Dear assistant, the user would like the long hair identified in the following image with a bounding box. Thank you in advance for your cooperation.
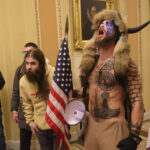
[19,42,39,77]
[25,48,50,100]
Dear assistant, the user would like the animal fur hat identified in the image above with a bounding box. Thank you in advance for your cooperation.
[80,9,130,86]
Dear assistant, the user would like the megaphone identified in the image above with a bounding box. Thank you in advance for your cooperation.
[64,99,86,125]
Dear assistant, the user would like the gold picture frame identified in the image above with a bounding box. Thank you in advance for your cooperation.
[73,0,116,50]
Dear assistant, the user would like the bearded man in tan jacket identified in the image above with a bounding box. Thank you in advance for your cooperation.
[20,48,55,150]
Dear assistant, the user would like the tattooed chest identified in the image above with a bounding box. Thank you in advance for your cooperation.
[93,91,120,119]
[93,58,116,90]
[90,59,120,119]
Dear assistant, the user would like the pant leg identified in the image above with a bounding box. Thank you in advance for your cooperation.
[0,103,6,150]
[84,115,129,150]
[84,115,99,150]
[20,128,32,150]
[36,129,55,150]
[98,119,129,150]
[55,125,71,150]
[52,131,57,150]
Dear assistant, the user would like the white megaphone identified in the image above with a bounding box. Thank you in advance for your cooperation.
[64,99,86,125]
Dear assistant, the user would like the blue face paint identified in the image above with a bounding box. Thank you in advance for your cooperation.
[101,20,114,36]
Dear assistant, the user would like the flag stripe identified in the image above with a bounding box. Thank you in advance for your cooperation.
[50,86,66,110]
[45,112,68,138]
[47,97,65,125]
[46,106,64,133]
[52,79,67,103]
[49,91,64,117]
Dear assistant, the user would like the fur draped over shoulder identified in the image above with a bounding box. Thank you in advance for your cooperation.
[80,9,130,86]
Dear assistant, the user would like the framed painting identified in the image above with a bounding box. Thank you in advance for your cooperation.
[72,0,116,50]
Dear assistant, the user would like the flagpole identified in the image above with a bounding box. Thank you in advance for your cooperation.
[65,16,68,42]
[46,14,72,150]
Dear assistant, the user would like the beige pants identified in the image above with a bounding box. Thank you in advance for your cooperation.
[84,115,129,150]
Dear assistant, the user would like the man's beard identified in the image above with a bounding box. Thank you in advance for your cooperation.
[25,69,43,83]
[95,34,115,48]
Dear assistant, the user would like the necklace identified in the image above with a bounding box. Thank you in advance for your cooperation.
[96,57,112,72]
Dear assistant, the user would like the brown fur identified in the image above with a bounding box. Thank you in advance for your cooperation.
[80,9,130,86]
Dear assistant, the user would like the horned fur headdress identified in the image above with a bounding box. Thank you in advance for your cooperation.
[80,9,150,86]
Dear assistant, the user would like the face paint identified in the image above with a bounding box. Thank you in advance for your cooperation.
[101,20,114,36]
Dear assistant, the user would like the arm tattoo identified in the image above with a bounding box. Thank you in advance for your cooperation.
[127,59,143,135]
[127,60,142,107]
[130,122,142,135]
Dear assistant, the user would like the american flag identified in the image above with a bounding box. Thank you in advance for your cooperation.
[146,128,150,150]
[46,36,73,150]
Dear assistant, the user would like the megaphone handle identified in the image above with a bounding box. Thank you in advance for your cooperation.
[80,122,82,129]
[82,85,88,97]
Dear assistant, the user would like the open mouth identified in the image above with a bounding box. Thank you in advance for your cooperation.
[98,28,104,37]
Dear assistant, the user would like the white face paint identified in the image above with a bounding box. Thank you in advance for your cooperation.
[100,20,114,36]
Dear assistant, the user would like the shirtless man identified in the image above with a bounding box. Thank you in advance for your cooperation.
[78,9,144,150]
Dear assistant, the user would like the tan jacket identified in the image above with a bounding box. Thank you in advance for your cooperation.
[20,64,54,130]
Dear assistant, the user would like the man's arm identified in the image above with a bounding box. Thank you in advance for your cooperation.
[127,59,144,136]
[20,82,38,135]
[11,66,21,112]
[117,59,143,150]
[20,79,34,127]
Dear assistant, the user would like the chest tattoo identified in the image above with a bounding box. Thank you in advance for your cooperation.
[98,71,115,91]
[94,92,120,119]
[98,59,115,91]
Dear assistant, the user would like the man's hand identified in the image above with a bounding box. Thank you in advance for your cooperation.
[30,124,39,136]
[117,133,142,150]
[12,111,18,123]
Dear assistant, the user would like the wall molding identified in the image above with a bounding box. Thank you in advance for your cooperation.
[35,0,42,48]
[55,0,63,47]
[137,0,142,75]
[137,0,150,111]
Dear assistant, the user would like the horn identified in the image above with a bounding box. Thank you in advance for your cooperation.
[128,20,150,34]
